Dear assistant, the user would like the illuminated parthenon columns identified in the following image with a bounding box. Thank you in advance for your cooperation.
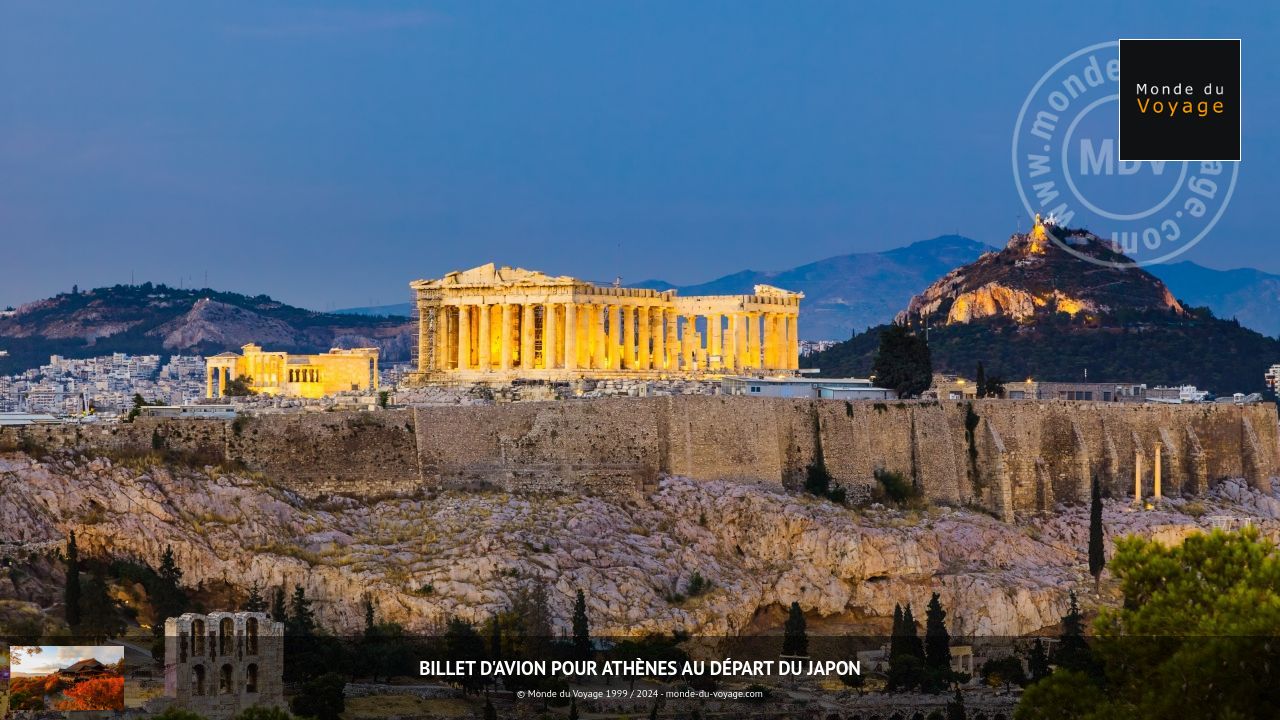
[408,263,802,383]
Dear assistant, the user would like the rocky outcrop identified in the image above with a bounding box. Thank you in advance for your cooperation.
[3,451,1277,640]
[896,222,1183,326]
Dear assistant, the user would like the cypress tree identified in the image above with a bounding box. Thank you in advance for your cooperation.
[243,581,267,613]
[65,530,81,629]
[271,586,287,621]
[975,362,987,398]
[1089,477,1105,591]
[483,696,497,720]
[489,614,503,661]
[289,585,316,636]
[782,601,808,657]
[568,697,579,720]
[571,589,592,661]
[363,595,376,635]
[902,603,924,660]
[923,593,952,692]
[889,603,904,660]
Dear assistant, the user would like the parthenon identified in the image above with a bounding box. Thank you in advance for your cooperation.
[407,263,802,383]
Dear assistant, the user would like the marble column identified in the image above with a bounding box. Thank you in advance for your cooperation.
[206,367,214,398]
[762,313,776,369]
[592,304,608,369]
[783,312,793,368]
[564,303,578,370]
[746,312,760,369]
[477,304,492,370]
[622,306,636,369]
[457,304,472,370]
[708,314,722,370]
[652,308,665,370]
[637,306,650,370]
[436,308,451,371]
[417,301,431,372]
[724,314,739,372]
[521,304,536,369]
[666,310,680,370]
[680,315,695,371]
[499,304,514,370]
[543,304,558,369]
[607,304,622,370]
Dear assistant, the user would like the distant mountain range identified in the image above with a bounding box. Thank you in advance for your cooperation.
[806,224,1280,394]
[0,284,413,375]
[336,237,1280,341]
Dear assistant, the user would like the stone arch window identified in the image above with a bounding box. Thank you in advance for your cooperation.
[246,617,259,655]
[219,617,234,655]
[245,663,258,693]
[219,663,234,694]
[192,619,206,656]
[192,665,206,696]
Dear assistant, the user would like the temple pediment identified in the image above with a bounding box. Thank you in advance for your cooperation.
[418,263,579,289]
[754,284,805,299]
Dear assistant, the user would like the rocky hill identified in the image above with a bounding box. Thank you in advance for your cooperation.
[4,450,1277,640]
[896,222,1183,326]
[0,284,414,374]
[807,222,1280,394]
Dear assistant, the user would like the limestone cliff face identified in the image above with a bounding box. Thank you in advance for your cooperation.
[3,451,1277,640]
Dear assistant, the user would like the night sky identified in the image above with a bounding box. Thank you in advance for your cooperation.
[2,1,1276,310]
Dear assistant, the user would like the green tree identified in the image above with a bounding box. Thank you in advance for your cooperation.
[1088,478,1105,591]
[271,585,287,621]
[571,589,592,661]
[224,375,256,396]
[444,618,487,695]
[871,324,933,398]
[483,696,497,720]
[1052,592,1094,677]
[288,585,316,636]
[1018,529,1280,719]
[781,601,807,657]
[945,687,965,720]
[568,697,579,720]
[151,708,210,720]
[65,530,81,629]
[243,581,267,613]
[980,655,1027,691]
[923,593,952,692]
[232,707,293,720]
[888,602,925,692]
[151,545,188,631]
[81,568,125,641]
[1026,639,1051,683]
[290,672,345,720]
[975,361,986,398]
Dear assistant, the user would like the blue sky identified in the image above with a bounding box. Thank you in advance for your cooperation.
[2,1,1277,310]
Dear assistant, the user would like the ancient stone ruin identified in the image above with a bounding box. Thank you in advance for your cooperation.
[162,611,284,719]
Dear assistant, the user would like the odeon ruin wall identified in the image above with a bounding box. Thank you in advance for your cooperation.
[4,398,1277,520]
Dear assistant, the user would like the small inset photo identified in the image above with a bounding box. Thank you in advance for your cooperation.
[8,645,125,712]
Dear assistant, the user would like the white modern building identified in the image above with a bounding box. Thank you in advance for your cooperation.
[720,376,896,400]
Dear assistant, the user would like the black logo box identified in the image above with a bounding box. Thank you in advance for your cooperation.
[1119,39,1240,161]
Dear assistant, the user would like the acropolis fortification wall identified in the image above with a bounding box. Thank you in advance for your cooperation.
[4,397,1277,520]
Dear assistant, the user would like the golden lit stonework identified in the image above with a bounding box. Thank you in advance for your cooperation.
[205,343,379,399]
[406,263,803,383]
